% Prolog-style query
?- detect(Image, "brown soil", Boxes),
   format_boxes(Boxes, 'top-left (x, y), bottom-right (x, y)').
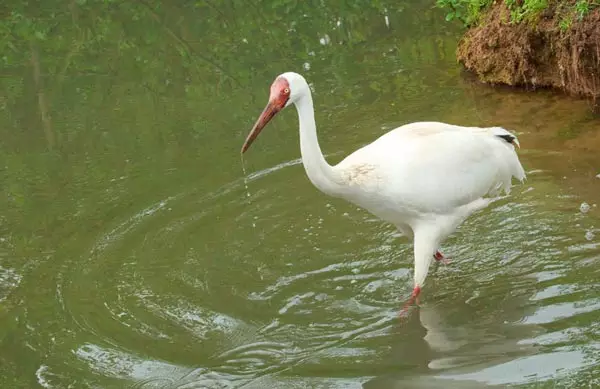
top-left (456, 3), bottom-right (600, 111)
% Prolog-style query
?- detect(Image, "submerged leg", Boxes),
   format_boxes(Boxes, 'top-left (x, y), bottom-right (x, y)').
top-left (399, 225), bottom-right (440, 317)
top-left (433, 250), bottom-right (451, 265)
top-left (399, 285), bottom-right (421, 318)
top-left (400, 205), bottom-right (489, 317)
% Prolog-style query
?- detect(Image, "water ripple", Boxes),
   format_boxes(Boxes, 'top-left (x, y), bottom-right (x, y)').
top-left (29, 158), bottom-right (600, 387)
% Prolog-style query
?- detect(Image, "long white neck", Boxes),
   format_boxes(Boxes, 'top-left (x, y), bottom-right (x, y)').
top-left (294, 92), bottom-right (343, 196)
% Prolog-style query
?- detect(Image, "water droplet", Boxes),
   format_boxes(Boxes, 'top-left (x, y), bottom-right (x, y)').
top-left (241, 155), bottom-right (256, 228)
top-left (319, 34), bottom-right (330, 45)
top-left (241, 154), bottom-right (251, 199)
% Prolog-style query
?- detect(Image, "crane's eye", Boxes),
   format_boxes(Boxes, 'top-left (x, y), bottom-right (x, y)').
top-left (284, 88), bottom-right (290, 94)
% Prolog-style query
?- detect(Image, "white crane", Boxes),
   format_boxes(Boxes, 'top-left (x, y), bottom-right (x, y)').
top-left (241, 72), bottom-right (525, 311)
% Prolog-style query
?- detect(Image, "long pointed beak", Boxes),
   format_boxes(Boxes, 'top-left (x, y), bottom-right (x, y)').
top-left (241, 101), bottom-right (280, 154)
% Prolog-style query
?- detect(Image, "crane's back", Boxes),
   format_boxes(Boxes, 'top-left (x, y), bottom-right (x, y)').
top-left (334, 121), bottom-right (525, 218)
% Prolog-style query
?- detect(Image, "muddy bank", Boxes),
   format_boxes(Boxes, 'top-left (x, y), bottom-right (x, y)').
top-left (456, 3), bottom-right (600, 110)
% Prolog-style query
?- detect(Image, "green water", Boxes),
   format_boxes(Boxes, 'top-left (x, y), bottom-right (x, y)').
top-left (1, 1), bottom-right (599, 388)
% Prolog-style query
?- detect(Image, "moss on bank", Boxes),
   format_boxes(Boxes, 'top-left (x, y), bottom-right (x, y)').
top-left (439, 1), bottom-right (600, 109)
top-left (438, 0), bottom-right (599, 28)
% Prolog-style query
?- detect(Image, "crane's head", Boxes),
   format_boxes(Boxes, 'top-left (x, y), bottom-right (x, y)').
top-left (241, 72), bottom-right (307, 153)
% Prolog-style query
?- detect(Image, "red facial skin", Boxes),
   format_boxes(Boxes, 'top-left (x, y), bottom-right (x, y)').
top-left (241, 78), bottom-right (291, 153)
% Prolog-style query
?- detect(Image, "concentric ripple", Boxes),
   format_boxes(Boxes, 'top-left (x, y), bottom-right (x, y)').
top-left (27, 155), bottom-right (600, 388)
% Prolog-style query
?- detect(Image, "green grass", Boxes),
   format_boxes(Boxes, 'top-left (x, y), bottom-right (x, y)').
top-left (435, 0), bottom-right (492, 26)
top-left (436, 0), bottom-right (600, 28)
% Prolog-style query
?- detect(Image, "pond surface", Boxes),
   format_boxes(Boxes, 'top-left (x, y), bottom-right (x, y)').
top-left (1, 1), bottom-right (599, 388)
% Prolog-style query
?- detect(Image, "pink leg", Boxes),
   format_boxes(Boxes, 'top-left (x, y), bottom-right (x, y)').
top-left (399, 285), bottom-right (421, 318)
top-left (399, 251), bottom-right (450, 318)
top-left (434, 250), bottom-right (451, 265)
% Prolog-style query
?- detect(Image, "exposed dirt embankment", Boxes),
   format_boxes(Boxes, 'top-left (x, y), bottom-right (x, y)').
top-left (457, 3), bottom-right (600, 109)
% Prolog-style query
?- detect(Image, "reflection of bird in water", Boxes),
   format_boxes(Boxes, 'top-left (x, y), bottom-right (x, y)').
top-left (241, 72), bottom-right (525, 310)
top-left (361, 295), bottom-right (543, 389)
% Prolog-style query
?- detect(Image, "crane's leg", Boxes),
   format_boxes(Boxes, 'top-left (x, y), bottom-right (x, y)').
top-left (400, 285), bottom-right (421, 317)
top-left (434, 250), bottom-right (451, 265)
top-left (399, 224), bottom-right (441, 317)
top-left (400, 202), bottom-right (491, 317)
top-left (431, 198), bottom-right (493, 266)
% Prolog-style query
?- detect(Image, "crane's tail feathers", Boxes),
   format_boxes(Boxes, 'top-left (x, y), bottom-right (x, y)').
top-left (489, 127), bottom-right (522, 150)
top-left (488, 127), bottom-right (526, 185)
top-left (512, 156), bottom-right (526, 183)
top-left (496, 133), bottom-right (518, 147)
top-left (490, 127), bottom-right (517, 141)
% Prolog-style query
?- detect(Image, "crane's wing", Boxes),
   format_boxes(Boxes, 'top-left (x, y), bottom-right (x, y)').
top-left (337, 122), bottom-right (525, 214)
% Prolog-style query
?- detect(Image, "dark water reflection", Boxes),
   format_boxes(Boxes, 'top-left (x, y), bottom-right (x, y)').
top-left (0, 1), bottom-right (599, 388)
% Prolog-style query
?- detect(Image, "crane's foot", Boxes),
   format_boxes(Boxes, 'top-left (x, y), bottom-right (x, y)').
top-left (399, 285), bottom-right (421, 318)
top-left (434, 250), bottom-right (451, 265)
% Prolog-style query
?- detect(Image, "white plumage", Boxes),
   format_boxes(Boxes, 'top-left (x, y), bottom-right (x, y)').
top-left (242, 72), bottom-right (525, 308)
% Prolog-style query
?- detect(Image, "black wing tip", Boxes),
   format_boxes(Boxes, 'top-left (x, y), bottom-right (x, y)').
top-left (496, 134), bottom-right (516, 144)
